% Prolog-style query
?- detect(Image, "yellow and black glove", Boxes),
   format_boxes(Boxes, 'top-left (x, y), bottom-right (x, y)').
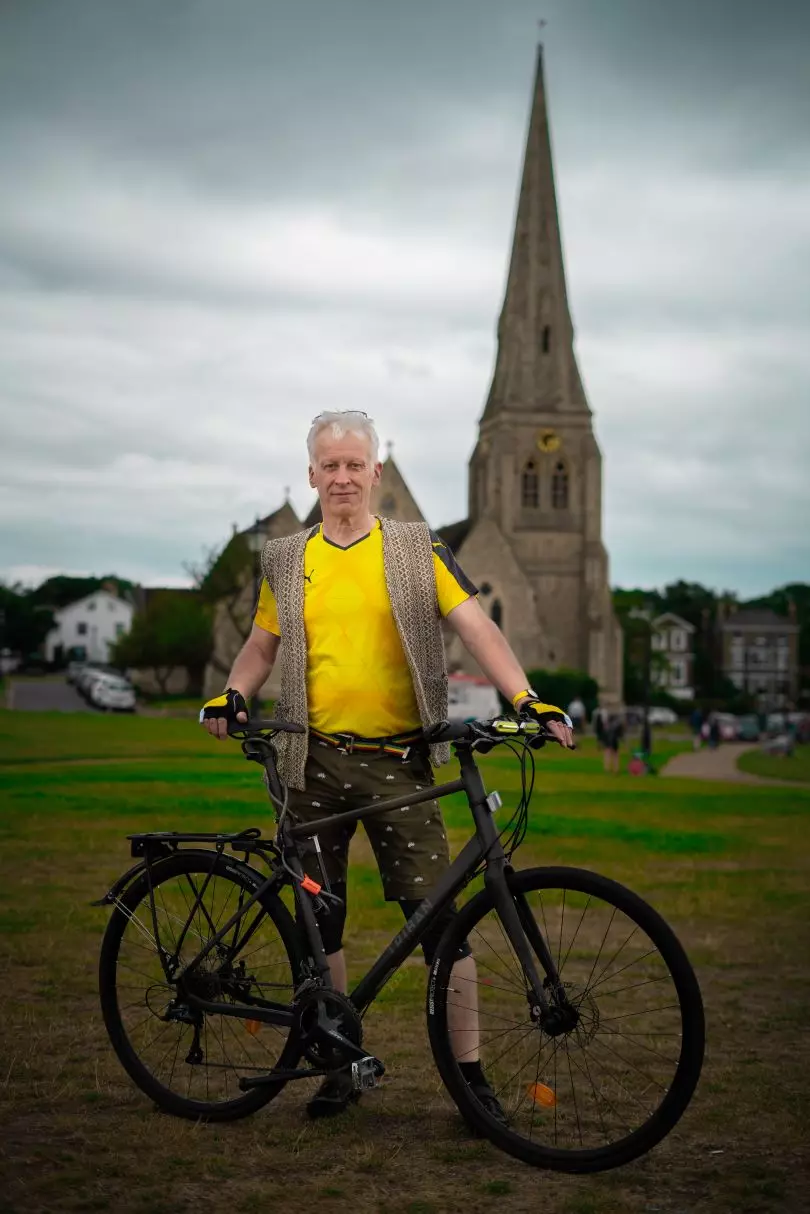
top-left (200, 688), bottom-right (248, 734)
top-left (511, 691), bottom-right (574, 748)
top-left (519, 700), bottom-right (573, 730)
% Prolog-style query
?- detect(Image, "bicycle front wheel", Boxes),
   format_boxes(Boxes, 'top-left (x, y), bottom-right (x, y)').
top-left (428, 866), bottom-right (704, 1173)
top-left (99, 850), bottom-right (303, 1121)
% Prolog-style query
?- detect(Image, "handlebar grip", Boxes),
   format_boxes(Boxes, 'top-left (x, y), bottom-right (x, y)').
top-left (423, 721), bottom-right (477, 744)
top-left (227, 719), bottom-right (306, 736)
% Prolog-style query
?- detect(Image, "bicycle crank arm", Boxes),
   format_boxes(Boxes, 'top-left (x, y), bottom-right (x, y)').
top-left (239, 1067), bottom-right (331, 1089)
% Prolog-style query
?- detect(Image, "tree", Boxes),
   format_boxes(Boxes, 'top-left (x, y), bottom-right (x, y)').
top-left (520, 668), bottom-right (600, 718)
top-left (190, 533), bottom-right (255, 682)
top-left (0, 583), bottom-right (54, 656)
top-left (30, 574), bottom-right (135, 610)
top-left (112, 591), bottom-right (212, 696)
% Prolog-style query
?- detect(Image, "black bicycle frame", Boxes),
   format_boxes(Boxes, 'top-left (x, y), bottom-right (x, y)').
top-left (175, 744), bottom-right (558, 1027)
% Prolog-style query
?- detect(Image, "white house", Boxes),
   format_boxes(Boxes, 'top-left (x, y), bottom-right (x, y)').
top-left (44, 590), bottom-right (134, 665)
top-left (651, 613), bottom-right (696, 701)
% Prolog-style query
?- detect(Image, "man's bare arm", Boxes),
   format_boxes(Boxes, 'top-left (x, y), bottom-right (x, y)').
top-left (445, 597), bottom-right (574, 747)
top-left (227, 624), bottom-right (280, 700)
top-left (201, 624), bottom-right (280, 739)
top-left (445, 597), bottom-right (531, 705)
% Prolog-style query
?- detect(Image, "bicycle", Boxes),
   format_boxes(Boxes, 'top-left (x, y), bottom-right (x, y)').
top-left (96, 716), bottom-right (704, 1174)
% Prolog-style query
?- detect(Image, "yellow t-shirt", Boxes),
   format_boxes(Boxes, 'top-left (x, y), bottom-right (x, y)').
top-left (254, 520), bottom-right (476, 737)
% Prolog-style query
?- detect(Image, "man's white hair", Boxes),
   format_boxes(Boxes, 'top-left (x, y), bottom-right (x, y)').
top-left (307, 410), bottom-right (380, 464)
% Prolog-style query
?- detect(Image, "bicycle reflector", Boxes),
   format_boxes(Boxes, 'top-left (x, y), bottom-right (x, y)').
top-left (527, 1083), bottom-right (557, 1107)
top-left (245, 1019), bottom-right (262, 1036)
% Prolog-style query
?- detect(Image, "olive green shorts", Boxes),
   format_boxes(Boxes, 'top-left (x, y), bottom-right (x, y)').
top-left (286, 741), bottom-right (450, 900)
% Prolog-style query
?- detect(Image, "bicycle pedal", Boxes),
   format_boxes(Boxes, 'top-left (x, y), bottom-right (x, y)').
top-left (351, 1055), bottom-right (384, 1092)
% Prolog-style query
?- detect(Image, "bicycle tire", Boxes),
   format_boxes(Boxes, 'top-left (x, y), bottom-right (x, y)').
top-left (99, 849), bottom-right (304, 1121)
top-left (427, 866), bottom-right (704, 1173)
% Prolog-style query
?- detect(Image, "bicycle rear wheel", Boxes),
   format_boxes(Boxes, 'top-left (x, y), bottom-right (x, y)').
top-left (99, 850), bottom-right (303, 1121)
top-left (428, 866), bottom-right (704, 1173)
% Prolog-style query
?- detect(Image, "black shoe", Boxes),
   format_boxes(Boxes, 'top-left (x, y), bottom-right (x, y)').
top-left (468, 1079), bottom-right (508, 1128)
top-left (306, 1070), bottom-right (360, 1120)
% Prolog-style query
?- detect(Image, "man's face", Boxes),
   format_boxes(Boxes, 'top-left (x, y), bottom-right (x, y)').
top-left (308, 430), bottom-right (381, 517)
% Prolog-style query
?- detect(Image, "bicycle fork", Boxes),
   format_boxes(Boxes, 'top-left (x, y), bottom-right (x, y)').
top-left (459, 749), bottom-right (577, 1037)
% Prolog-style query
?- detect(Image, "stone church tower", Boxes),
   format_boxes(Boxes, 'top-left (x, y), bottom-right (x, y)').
top-left (204, 47), bottom-right (621, 704)
top-left (444, 46), bottom-right (623, 702)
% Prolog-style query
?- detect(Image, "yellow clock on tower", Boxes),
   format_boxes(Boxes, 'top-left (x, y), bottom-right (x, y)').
top-left (537, 429), bottom-right (561, 453)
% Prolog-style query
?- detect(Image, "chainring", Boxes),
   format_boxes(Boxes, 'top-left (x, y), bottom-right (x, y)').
top-left (294, 986), bottom-right (363, 1068)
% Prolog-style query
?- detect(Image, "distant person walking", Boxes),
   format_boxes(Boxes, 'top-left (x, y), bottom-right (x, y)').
top-left (602, 712), bottom-right (624, 774)
top-left (708, 712), bottom-right (721, 750)
top-left (690, 707), bottom-right (703, 752)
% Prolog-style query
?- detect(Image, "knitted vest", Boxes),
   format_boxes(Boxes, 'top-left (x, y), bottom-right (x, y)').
top-left (260, 517), bottom-right (450, 790)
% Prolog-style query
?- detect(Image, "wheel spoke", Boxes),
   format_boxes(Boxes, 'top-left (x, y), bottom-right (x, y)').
top-left (434, 873), bottom-right (701, 1164)
top-left (103, 859), bottom-right (297, 1112)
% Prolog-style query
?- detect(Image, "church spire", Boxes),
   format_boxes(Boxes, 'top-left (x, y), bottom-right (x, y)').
top-left (481, 44), bottom-right (588, 421)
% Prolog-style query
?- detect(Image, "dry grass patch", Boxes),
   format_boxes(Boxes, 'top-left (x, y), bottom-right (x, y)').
top-left (1, 711), bottom-right (809, 1212)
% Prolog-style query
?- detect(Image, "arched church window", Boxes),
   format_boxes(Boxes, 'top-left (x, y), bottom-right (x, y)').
top-left (381, 493), bottom-right (396, 513)
top-left (521, 460), bottom-right (539, 508)
top-left (542, 325), bottom-right (551, 354)
top-left (491, 598), bottom-right (503, 629)
top-left (551, 461), bottom-right (569, 509)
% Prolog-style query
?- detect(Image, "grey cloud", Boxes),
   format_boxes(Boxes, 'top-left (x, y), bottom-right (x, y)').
top-left (0, 0), bottom-right (808, 595)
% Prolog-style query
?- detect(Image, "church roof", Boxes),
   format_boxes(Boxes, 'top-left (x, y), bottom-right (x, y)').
top-left (256, 499), bottom-right (301, 533)
top-left (482, 44), bottom-right (589, 421)
top-left (435, 518), bottom-right (472, 552)
top-left (303, 499), bottom-right (322, 527)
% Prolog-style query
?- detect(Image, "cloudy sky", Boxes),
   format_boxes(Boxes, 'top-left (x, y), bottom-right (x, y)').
top-left (1, 0), bottom-right (808, 596)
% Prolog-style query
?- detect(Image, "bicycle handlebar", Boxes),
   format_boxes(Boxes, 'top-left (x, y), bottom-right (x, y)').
top-left (228, 716), bottom-right (562, 746)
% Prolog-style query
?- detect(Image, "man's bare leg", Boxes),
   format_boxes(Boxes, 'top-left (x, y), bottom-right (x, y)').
top-left (326, 949), bottom-right (347, 993)
top-left (447, 954), bottom-right (480, 1062)
top-left (445, 955), bottom-right (506, 1118)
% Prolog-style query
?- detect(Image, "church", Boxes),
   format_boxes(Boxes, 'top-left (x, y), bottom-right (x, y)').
top-left (206, 47), bottom-right (623, 705)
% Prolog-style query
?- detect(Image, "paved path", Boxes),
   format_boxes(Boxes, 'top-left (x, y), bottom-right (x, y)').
top-left (7, 676), bottom-right (91, 713)
top-left (661, 742), bottom-right (809, 788)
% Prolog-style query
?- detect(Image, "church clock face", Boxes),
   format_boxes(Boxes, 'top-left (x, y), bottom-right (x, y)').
top-left (537, 429), bottom-right (561, 453)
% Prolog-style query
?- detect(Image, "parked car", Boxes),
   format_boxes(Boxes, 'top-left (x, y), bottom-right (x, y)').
top-left (715, 713), bottom-right (739, 742)
top-left (88, 672), bottom-right (136, 712)
top-left (66, 660), bottom-right (86, 685)
top-left (18, 653), bottom-right (49, 675)
top-left (736, 714), bottom-right (761, 741)
top-left (76, 664), bottom-right (101, 697)
top-left (648, 707), bottom-right (678, 726)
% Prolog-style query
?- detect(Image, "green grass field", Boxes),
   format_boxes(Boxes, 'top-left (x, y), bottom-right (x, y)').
top-left (1, 710), bottom-right (808, 1213)
top-left (737, 743), bottom-right (810, 783)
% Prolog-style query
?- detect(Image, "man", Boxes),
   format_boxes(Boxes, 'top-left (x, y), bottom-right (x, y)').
top-left (202, 410), bottom-right (573, 1120)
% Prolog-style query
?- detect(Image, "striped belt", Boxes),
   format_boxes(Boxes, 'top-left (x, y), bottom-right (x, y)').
top-left (310, 727), bottom-right (424, 759)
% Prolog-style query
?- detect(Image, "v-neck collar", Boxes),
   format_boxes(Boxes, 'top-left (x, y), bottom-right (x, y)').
top-left (320, 518), bottom-right (379, 551)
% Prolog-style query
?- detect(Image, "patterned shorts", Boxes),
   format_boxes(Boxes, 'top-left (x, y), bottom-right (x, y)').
top-left (286, 741), bottom-right (450, 900)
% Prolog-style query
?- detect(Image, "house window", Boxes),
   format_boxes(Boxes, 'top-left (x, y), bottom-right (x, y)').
top-left (87, 600), bottom-right (96, 611)
top-left (77, 622), bottom-right (88, 636)
top-left (669, 658), bottom-right (686, 686)
top-left (521, 461), bottom-right (539, 509)
top-left (491, 599), bottom-right (503, 629)
top-left (541, 325), bottom-right (551, 354)
top-left (115, 623), bottom-right (126, 637)
top-left (670, 629), bottom-right (687, 652)
top-left (551, 461), bottom-right (569, 509)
